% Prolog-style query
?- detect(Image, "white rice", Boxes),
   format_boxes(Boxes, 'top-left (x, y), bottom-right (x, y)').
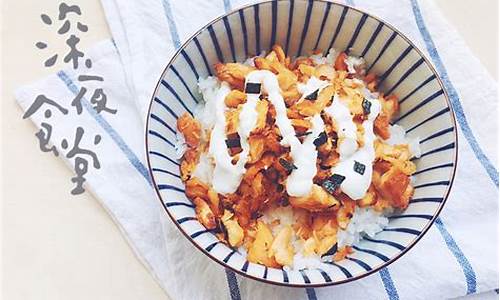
top-left (309, 53), bottom-right (327, 66)
top-left (386, 124), bottom-right (422, 158)
top-left (260, 206), bottom-right (328, 272)
top-left (259, 205), bottom-right (390, 271)
top-left (196, 76), bottom-right (221, 130)
top-left (243, 51), bottom-right (266, 67)
top-left (345, 56), bottom-right (365, 74)
top-left (325, 48), bottom-right (338, 65)
top-left (309, 48), bottom-right (364, 73)
top-left (284, 252), bottom-right (325, 272)
top-left (259, 205), bottom-right (296, 236)
top-left (309, 48), bottom-right (338, 66)
top-left (336, 207), bottom-right (389, 248)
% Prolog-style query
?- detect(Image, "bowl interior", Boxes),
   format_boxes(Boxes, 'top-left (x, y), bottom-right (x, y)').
top-left (146, 0), bottom-right (456, 286)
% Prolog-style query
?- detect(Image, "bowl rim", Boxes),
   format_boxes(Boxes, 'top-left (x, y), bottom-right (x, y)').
top-left (145, 0), bottom-right (458, 288)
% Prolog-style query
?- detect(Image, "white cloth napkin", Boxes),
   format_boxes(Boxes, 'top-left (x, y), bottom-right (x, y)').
top-left (16, 0), bottom-right (498, 299)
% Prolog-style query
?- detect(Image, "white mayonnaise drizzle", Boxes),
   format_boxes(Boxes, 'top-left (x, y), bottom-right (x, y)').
top-left (330, 96), bottom-right (381, 200)
top-left (297, 76), bottom-right (330, 101)
top-left (324, 94), bottom-right (358, 159)
top-left (192, 153), bottom-right (214, 185)
top-left (208, 82), bottom-right (249, 194)
top-left (244, 71), bottom-right (329, 197)
top-left (203, 67), bottom-right (381, 200)
top-left (207, 72), bottom-right (331, 196)
top-left (286, 114), bottom-right (325, 196)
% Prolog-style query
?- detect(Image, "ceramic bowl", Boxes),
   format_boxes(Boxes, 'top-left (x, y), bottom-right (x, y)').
top-left (145, 0), bottom-right (457, 287)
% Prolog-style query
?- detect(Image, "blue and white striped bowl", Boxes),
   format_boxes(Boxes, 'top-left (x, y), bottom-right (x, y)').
top-left (145, 0), bottom-right (457, 287)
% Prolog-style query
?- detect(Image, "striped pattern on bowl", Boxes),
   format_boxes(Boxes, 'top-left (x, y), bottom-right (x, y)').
top-left (145, 0), bottom-right (457, 287)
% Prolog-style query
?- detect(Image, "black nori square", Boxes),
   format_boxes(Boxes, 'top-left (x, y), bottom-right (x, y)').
top-left (313, 131), bottom-right (328, 147)
top-left (330, 173), bottom-right (346, 186)
top-left (304, 89), bottom-right (319, 101)
top-left (225, 132), bottom-right (241, 148)
top-left (245, 82), bottom-right (261, 94)
top-left (322, 173), bottom-right (345, 195)
top-left (279, 158), bottom-right (297, 173)
top-left (353, 161), bottom-right (366, 175)
top-left (321, 179), bottom-right (337, 195)
top-left (225, 138), bottom-right (241, 148)
top-left (362, 98), bottom-right (372, 115)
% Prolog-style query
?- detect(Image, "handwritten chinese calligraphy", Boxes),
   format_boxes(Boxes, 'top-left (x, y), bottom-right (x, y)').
top-left (25, 2), bottom-right (116, 195)
top-left (37, 2), bottom-right (90, 69)
top-left (62, 127), bottom-right (101, 195)
top-left (23, 94), bottom-right (69, 156)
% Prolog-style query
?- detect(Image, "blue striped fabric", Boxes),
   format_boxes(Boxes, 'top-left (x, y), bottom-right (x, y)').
top-left (161, 0), bottom-right (181, 49)
top-left (379, 267), bottom-right (400, 300)
top-left (434, 218), bottom-right (477, 294)
top-left (409, 0), bottom-right (480, 295)
top-left (225, 269), bottom-right (242, 300)
top-left (410, 0), bottom-right (498, 188)
top-left (223, 0), bottom-right (232, 13)
top-left (57, 71), bottom-right (152, 186)
top-left (305, 288), bottom-right (318, 300)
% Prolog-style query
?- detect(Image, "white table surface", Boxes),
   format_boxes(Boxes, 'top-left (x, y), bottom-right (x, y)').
top-left (1, 0), bottom-right (497, 299)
